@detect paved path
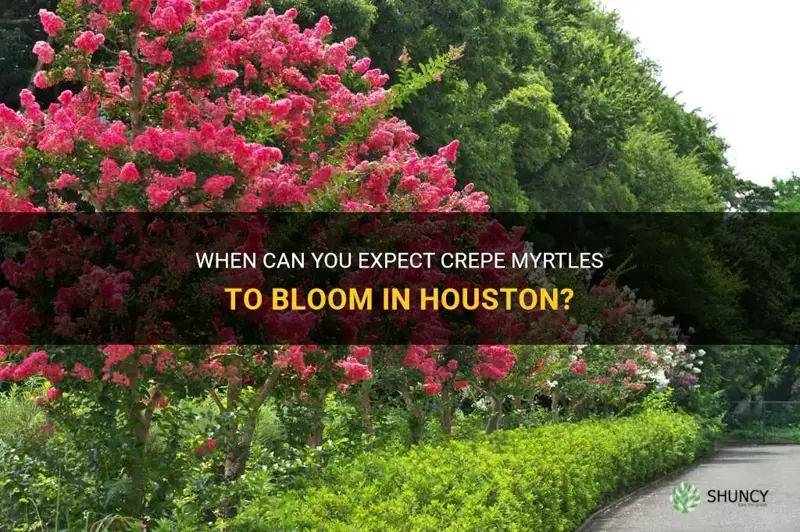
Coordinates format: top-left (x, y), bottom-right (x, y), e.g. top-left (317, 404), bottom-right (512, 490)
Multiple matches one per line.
top-left (583, 445), bottom-right (800, 532)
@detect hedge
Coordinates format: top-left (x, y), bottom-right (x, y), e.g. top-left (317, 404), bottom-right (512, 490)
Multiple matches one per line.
top-left (233, 409), bottom-right (714, 531)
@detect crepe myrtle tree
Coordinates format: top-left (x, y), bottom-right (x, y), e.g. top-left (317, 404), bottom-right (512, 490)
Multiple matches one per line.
top-left (0, 0), bottom-right (490, 517)
top-left (1, 1), bottom-right (486, 213)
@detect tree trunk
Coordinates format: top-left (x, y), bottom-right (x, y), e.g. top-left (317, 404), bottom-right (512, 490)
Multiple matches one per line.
top-left (223, 362), bottom-right (243, 483)
top-left (438, 387), bottom-right (454, 435)
top-left (124, 383), bottom-right (160, 517)
top-left (486, 391), bottom-right (503, 434)
top-left (220, 366), bottom-right (281, 517)
top-left (359, 353), bottom-right (375, 436)
top-left (359, 385), bottom-right (374, 436)
top-left (305, 392), bottom-right (327, 448)
top-left (130, 54), bottom-right (145, 135)
top-left (409, 403), bottom-right (424, 445)
top-left (551, 392), bottom-right (560, 422)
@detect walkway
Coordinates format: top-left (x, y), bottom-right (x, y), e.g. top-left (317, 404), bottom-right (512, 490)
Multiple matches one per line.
top-left (583, 445), bottom-right (800, 532)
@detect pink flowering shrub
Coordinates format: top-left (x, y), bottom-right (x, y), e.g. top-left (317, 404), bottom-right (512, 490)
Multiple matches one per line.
top-left (506, 343), bottom-right (703, 417)
top-left (0, 0), bottom-right (491, 516)
top-left (2, 3), bottom-right (487, 214)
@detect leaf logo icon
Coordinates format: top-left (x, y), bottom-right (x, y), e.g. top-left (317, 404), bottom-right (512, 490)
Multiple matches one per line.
top-left (670, 482), bottom-right (701, 513)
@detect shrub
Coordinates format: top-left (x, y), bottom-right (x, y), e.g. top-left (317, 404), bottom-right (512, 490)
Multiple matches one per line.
top-left (233, 409), bottom-right (710, 531)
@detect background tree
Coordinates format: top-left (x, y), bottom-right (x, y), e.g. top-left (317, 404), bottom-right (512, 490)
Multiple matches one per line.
top-left (266, 0), bottom-right (737, 212)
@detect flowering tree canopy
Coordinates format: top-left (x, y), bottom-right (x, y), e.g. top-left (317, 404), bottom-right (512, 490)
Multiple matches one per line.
top-left (1, 1), bottom-right (488, 213)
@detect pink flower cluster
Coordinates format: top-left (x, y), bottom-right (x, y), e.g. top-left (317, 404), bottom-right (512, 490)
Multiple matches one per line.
top-left (336, 346), bottom-right (373, 386)
top-left (74, 31), bottom-right (106, 54)
top-left (570, 358), bottom-right (587, 375)
top-left (0, 349), bottom-right (65, 384)
top-left (39, 10), bottom-right (65, 36)
top-left (472, 345), bottom-right (516, 381)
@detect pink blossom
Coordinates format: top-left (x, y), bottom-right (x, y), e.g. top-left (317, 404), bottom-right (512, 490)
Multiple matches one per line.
top-left (119, 162), bottom-right (141, 183)
top-left (422, 382), bottom-right (443, 396)
top-left (158, 148), bottom-right (175, 162)
top-left (438, 140), bottom-right (460, 164)
top-left (46, 387), bottom-right (62, 400)
top-left (33, 41), bottom-right (55, 64)
top-left (89, 13), bottom-right (111, 32)
top-left (99, 0), bottom-right (123, 14)
top-left (33, 71), bottom-right (52, 89)
top-left (215, 69), bottom-right (239, 86)
top-left (472, 345), bottom-right (516, 380)
top-left (353, 58), bottom-right (371, 74)
top-left (152, 6), bottom-right (184, 33)
top-left (336, 356), bottom-right (372, 384)
top-left (71, 363), bottom-right (94, 381)
top-left (202, 174), bottom-right (235, 198)
top-left (109, 371), bottom-right (131, 387)
top-left (53, 173), bottom-right (79, 190)
top-left (570, 358), bottom-right (587, 376)
top-left (74, 32), bottom-right (106, 55)
top-left (349, 345), bottom-right (371, 362)
top-left (39, 10), bottom-right (65, 37)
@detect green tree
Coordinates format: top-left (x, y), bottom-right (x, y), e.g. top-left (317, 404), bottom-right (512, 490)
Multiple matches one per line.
top-left (277, 0), bottom-right (737, 212)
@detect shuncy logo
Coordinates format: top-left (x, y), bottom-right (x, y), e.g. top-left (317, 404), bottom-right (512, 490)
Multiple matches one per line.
top-left (670, 482), bottom-right (701, 513)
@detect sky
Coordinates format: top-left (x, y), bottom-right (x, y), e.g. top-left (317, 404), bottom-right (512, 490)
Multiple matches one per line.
top-left (599, 0), bottom-right (800, 185)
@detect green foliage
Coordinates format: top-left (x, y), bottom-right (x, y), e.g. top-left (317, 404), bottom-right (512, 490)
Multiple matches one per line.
top-left (770, 174), bottom-right (800, 212)
top-left (233, 408), bottom-right (711, 531)
top-left (726, 424), bottom-right (800, 444)
top-left (496, 73), bottom-right (571, 174)
top-left (0, 383), bottom-right (46, 442)
top-left (392, 45), bottom-right (464, 109)
top-left (616, 127), bottom-right (723, 211)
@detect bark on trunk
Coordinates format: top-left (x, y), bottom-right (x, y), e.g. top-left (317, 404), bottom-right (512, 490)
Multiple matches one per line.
top-left (130, 52), bottom-right (145, 135)
top-left (124, 383), bottom-right (161, 516)
top-left (399, 377), bottom-right (425, 445)
top-left (359, 354), bottom-right (375, 436)
top-left (551, 392), bottom-right (560, 422)
top-left (486, 391), bottom-right (503, 434)
top-left (221, 366), bottom-right (281, 516)
top-left (409, 404), bottom-right (424, 445)
top-left (438, 387), bottom-right (453, 435)
top-left (305, 392), bottom-right (327, 448)
top-left (359, 385), bottom-right (374, 436)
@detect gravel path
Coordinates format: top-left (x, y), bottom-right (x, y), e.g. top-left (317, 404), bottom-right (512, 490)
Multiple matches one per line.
top-left (582, 445), bottom-right (800, 532)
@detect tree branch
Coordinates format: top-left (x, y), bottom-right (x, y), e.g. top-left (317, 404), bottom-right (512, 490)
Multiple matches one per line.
top-left (209, 387), bottom-right (225, 413)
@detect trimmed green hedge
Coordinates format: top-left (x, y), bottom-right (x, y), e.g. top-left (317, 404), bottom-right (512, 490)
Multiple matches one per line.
top-left (233, 410), bottom-right (713, 531)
